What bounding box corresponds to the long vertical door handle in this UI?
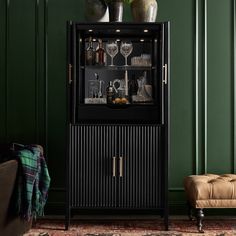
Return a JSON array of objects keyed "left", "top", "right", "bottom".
[
  {"left": 112, "top": 157, "right": 116, "bottom": 177},
  {"left": 163, "top": 64, "right": 168, "bottom": 84},
  {"left": 119, "top": 157, "right": 123, "bottom": 177},
  {"left": 68, "top": 63, "right": 72, "bottom": 84}
]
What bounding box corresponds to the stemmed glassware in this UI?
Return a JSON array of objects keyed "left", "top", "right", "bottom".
[
  {"left": 120, "top": 41, "right": 133, "bottom": 66},
  {"left": 106, "top": 41, "right": 118, "bottom": 66}
]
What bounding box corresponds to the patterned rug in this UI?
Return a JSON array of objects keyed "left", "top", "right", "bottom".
[{"left": 23, "top": 219, "right": 236, "bottom": 236}]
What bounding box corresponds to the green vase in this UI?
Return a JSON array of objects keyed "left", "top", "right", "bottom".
[{"left": 131, "top": 0, "right": 158, "bottom": 22}]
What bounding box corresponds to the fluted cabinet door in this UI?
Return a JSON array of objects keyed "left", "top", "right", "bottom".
[
  {"left": 118, "top": 125, "right": 162, "bottom": 209},
  {"left": 70, "top": 125, "right": 117, "bottom": 208}
]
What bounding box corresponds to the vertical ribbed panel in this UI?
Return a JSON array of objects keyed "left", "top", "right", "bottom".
[
  {"left": 118, "top": 125, "right": 161, "bottom": 208},
  {"left": 70, "top": 125, "right": 117, "bottom": 208}
]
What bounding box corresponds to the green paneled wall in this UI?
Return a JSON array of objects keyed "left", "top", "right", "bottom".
[
  {"left": 207, "top": 0, "right": 233, "bottom": 173},
  {"left": 158, "top": 0, "right": 195, "bottom": 189},
  {"left": 8, "top": 0, "right": 36, "bottom": 142},
  {"left": 0, "top": 0, "right": 235, "bottom": 214}
]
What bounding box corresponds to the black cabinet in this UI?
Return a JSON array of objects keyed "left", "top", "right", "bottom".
[
  {"left": 66, "top": 22, "right": 170, "bottom": 231},
  {"left": 70, "top": 125, "right": 117, "bottom": 208},
  {"left": 117, "top": 125, "right": 162, "bottom": 209},
  {"left": 70, "top": 124, "right": 162, "bottom": 209}
]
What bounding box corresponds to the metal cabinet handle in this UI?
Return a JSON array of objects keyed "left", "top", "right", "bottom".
[
  {"left": 119, "top": 156, "right": 123, "bottom": 177},
  {"left": 112, "top": 156, "right": 116, "bottom": 177},
  {"left": 68, "top": 64, "right": 72, "bottom": 84},
  {"left": 163, "top": 64, "right": 168, "bottom": 84}
]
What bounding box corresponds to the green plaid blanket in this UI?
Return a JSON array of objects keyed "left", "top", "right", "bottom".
[{"left": 16, "top": 145, "right": 50, "bottom": 220}]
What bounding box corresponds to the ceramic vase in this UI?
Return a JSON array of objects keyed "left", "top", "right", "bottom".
[
  {"left": 108, "top": 0, "right": 124, "bottom": 22},
  {"left": 85, "top": 0, "right": 109, "bottom": 22},
  {"left": 131, "top": 0, "right": 158, "bottom": 22}
]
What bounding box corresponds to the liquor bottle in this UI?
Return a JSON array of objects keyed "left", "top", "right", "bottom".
[
  {"left": 96, "top": 39, "right": 106, "bottom": 66},
  {"left": 106, "top": 81, "right": 115, "bottom": 104},
  {"left": 85, "top": 37, "right": 95, "bottom": 65},
  {"left": 129, "top": 74, "right": 138, "bottom": 96}
]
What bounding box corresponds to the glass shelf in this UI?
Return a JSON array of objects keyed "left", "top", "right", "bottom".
[
  {"left": 80, "top": 103, "right": 156, "bottom": 107},
  {"left": 81, "top": 65, "right": 155, "bottom": 71}
]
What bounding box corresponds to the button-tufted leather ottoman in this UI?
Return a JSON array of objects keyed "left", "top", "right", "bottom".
[{"left": 184, "top": 174, "right": 236, "bottom": 233}]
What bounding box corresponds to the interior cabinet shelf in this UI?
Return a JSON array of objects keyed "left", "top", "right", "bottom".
[
  {"left": 81, "top": 65, "right": 155, "bottom": 71},
  {"left": 79, "top": 103, "right": 156, "bottom": 107}
]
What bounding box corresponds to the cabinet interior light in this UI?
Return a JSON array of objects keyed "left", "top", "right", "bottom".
[
  {"left": 116, "top": 29, "right": 121, "bottom": 32},
  {"left": 144, "top": 29, "right": 149, "bottom": 33},
  {"left": 88, "top": 29, "right": 93, "bottom": 32}
]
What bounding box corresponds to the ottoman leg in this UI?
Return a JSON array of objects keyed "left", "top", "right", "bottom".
[
  {"left": 187, "top": 201, "right": 194, "bottom": 220},
  {"left": 196, "top": 208, "right": 204, "bottom": 233}
]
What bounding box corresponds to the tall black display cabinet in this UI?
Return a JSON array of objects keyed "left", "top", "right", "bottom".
[{"left": 66, "top": 22, "right": 170, "bottom": 230}]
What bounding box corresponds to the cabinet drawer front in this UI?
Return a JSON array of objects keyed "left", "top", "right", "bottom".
[
  {"left": 118, "top": 125, "right": 162, "bottom": 209},
  {"left": 70, "top": 125, "right": 117, "bottom": 208}
]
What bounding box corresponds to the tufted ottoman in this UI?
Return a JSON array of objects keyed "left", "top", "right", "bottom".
[{"left": 184, "top": 174, "right": 236, "bottom": 233}]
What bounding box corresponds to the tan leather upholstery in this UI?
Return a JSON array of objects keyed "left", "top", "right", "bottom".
[{"left": 184, "top": 174, "right": 236, "bottom": 208}]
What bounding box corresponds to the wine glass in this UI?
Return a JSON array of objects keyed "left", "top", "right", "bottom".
[
  {"left": 120, "top": 41, "right": 133, "bottom": 66},
  {"left": 106, "top": 41, "right": 118, "bottom": 66}
]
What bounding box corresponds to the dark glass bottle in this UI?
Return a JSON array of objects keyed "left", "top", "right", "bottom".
[
  {"left": 129, "top": 74, "right": 138, "bottom": 96},
  {"left": 106, "top": 81, "right": 114, "bottom": 104},
  {"left": 85, "top": 37, "right": 95, "bottom": 65},
  {"left": 95, "top": 39, "right": 106, "bottom": 66}
]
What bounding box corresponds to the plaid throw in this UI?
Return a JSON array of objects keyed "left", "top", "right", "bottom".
[{"left": 16, "top": 145, "right": 51, "bottom": 220}]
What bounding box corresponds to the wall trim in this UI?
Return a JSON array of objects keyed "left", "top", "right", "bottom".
[
  {"left": 5, "top": 0, "right": 10, "bottom": 142},
  {"left": 35, "top": 0, "right": 40, "bottom": 143},
  {"left": 50, "top": 187, "right": 65, "bottom": 192},
  {"left": 234, "top": 0, "right": 236, "bottom": 173},
  {"left": 45, "top": 200, "right": 236, "bottom": 216},
  {"left": 195, "top": 0, "right": 199, "bottom": 175},
  {"left": 204, "top": 0, "right": 208, "bottom": 174},
  {"left": 169, "top": 187, "right": 184, "bottom": 192},
  {"left": 44, "top": 0, "right": 48, "bottom": 158}
]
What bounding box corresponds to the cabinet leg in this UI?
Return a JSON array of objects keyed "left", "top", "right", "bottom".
[
  {"left": 187, "top": 201, "right": 194, "bottom": 221},
  {"left": 196, "top": 208, "right": 204, "bottom": 233},
  {"left": 164, "top": 217, "right": 169, "bottom": 231},
  {"left": 65, "top": 206, "right": 71, "bottom": 230},
  {"left": 160, "top": 209, "right": 164, "bottom": 218},
  {"left": 164, "top": 209, "right": 169, "bottom": 231}
]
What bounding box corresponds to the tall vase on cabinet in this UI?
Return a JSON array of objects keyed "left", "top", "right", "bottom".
[
  {"left": 106, "top": 0, "right": 124, "bottom": 22},
  {"left": 131, "top": 0, "right": 158, "bottom": 22}
]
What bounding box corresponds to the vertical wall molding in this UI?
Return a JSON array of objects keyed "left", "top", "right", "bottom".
[
  {"left": 44, "top": 0, "right": 48, "bottom": 157},
  {"left": 203, "top": 0, "right": 208, "bottom": 173},
  {"left": 35, "top": 0, "right": 40, "bottom": 143},
  {"left": 195, "top": 0, "right": 199, "bottom": 175},
  {"left": 5, "top": 0, "right": 10, "bottom": 142},
  {"left": 234, "top": 0, "right": 236, "bottom": 173}
]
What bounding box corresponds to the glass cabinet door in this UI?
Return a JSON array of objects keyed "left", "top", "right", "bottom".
[{"left": 70, "top": 23, "right": 164, "bottom": 123}]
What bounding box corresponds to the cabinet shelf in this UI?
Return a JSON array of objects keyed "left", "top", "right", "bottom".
[
  {"left": 81, "top": 65, "right": 155, "bottom": 71},
  {"left": 80, "top": 103, "right": 156, "bottom": 107},
  {"left": 76, "top": 104, "right": 159, "bottom": 122}
]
